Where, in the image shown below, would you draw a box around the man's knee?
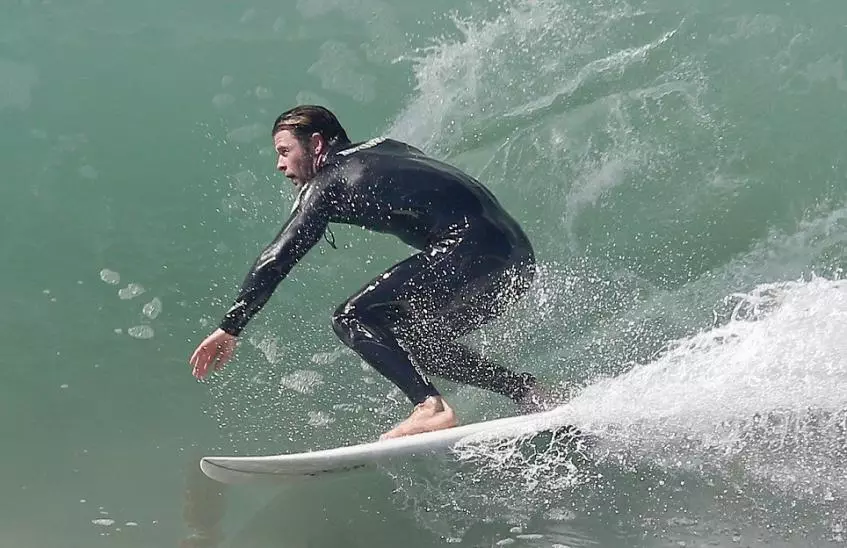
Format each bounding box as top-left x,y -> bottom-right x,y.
331,302 -> 356,344
331,301 -> 387,346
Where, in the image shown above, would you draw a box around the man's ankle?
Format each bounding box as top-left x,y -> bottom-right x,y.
418,396 -> 444,411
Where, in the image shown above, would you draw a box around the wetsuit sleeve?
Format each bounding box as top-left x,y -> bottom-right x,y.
219,182 -> 331,336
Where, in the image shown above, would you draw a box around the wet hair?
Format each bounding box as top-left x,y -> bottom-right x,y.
271,105 -> 351,147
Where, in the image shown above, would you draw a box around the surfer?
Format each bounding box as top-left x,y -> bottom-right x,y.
189,105 -> 550,439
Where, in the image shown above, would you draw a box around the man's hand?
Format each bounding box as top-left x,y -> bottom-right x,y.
189,328 -> 238,380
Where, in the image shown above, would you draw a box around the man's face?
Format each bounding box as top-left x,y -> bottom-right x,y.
274,129 -> 316,189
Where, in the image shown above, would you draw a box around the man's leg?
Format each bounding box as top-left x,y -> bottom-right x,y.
399,258 -> 556,412
408,339 -> 537,401
331,252 -> 459,438
411,339 -> 557,413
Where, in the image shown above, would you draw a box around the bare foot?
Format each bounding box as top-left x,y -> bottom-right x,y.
380,396 -> 457,440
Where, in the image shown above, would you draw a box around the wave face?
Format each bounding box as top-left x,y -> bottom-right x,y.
3,0 -> 847,545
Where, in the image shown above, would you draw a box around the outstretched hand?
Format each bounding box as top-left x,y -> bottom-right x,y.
189,328 -> 238,380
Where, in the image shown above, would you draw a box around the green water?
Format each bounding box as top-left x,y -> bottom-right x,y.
4,0 -> 847,546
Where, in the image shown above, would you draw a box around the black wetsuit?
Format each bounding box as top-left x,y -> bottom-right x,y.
219,138 -> 538,405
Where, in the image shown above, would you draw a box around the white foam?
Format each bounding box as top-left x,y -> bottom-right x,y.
540,277 -> 847,502
249,335 -> 282,364
568,278 -> 847,430
388,0 -> 651,151
310,347 -> 346,365
306,410 -> 335,427
332,403 -> 364,413
278,370 -> 323,394
307,41 -> 375,103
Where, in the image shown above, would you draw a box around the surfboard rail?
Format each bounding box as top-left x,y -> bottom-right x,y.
200,408 -> 571,484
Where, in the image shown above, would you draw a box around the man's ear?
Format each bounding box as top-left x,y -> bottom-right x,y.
310,132 -> 326,155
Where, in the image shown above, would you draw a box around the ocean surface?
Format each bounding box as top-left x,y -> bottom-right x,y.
3,0 -> 847,546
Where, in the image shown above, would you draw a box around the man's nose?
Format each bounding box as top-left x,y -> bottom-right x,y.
276,157 -> 286,172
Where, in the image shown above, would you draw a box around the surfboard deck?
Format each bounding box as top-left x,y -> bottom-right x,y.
200,407 -> 577,485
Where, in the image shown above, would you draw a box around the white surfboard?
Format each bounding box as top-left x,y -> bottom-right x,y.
200,408 -> 576,485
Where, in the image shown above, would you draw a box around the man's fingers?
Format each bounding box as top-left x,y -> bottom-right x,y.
209,349 -> 223,372
189,342 -> 208,368
193,345 -> 209,368
190,333 -> 236,379
192,346 -> 214,379
214,345 -> 234,371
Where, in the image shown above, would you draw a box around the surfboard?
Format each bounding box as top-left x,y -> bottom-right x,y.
200,407 -> 579,485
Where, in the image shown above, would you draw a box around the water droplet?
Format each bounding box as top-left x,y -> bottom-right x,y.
307,411 -> 334,427
91,519 -> 115,527
99,269 -> 120,285
212,94 -> 234,108
255,86 -> 273,100
78,165 -> 98,179
118,283 -> 145,300
128,325 -> 154,339
142,297 -> 162,319
278,370 -> 323,394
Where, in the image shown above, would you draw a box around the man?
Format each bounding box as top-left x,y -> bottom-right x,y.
190,105 -> 549,439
